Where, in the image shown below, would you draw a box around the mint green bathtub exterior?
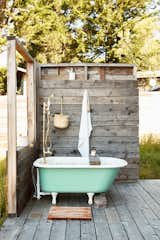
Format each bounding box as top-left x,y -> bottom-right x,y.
39,167 -> 119,193
33,157 -> 127,195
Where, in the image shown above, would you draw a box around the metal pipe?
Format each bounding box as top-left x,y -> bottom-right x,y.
43,102 -> 46,163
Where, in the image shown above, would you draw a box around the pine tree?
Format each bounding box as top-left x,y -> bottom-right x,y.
0,0 -> 159,68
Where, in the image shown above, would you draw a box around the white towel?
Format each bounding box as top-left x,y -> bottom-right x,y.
78,90 -> 92,159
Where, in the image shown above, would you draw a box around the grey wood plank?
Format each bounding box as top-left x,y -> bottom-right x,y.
16,198 -> 45,240
33,199 -> 52,240
81,220 -> 97,240
110,185 -> 144,240
40,124 -> 138,138
39,113 -> 138,123
105,195 -> 128,240
65,193 -> 84,240
39,87 -> 138,97
41,75 -> 135,81
65,220 -> 80,240
127,183 -> 160,238
0,199 -> 35,240
117,184 -> 159,240
43,103 -> 138,112
49,220 -> 66,240
134,182 -> 160,219
40,63 -> 135,67
143,180 -> 160,196
39,79 -> 137,89
92,208 -> 112,240
39,95 -> 138,105
139,181 -> 160,206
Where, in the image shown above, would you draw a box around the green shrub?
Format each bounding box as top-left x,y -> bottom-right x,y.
0,67 -> 7,95
0,159 -> 6,225
140,135 -> 160,179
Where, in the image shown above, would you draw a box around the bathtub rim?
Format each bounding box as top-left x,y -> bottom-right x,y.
33,156 -> 128,169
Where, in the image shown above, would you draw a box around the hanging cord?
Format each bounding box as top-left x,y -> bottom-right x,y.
60,96 -> 63,115
45,104 -> 50,148
32,166 -> 37,198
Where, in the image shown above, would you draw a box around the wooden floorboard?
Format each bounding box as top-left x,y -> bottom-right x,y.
117,184 -> 159,240
127,183 -> 160,239
110,185 -> 144,240
33,198 -> 53,240
105,194 -> 128,240
1,181 -> 160,240
0,199 -> 35,240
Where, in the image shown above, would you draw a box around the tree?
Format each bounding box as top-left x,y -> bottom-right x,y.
115,16 -> 160,70
0,0 -> 159,69
0,67 -> 7,95
64,0 -> 158,63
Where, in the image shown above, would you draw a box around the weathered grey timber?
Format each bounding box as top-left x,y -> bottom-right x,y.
37,64 -> 139,181
1,180 -> 160,240
16,146 -> 38,216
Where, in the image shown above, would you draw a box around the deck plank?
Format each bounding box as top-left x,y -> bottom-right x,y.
92,208 -> 112,240
16,198 -> 45,240
0,199 -> 35,240
65,220 -> 80,240
117,183 -> 159,240
33,198 -> 53,240
65,193 -> 83,240
1,181 -> 160,240
134,182 -> 160,218
140,181 -> 160,203
49,220 -> 66,240
110,185 -> 144,240
105,194 -> 128,240
128,183 -> 160,238
81,220 -> 97,240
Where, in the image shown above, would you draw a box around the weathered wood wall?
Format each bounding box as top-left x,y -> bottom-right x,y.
16,145 -> 38,216
37,64 -> 139,181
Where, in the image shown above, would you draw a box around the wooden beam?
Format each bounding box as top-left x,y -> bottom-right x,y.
16,39 -> 33,63
40,63 -> 135,67
27,61 -> 36,143
7,36 -> 33,63
7,38 -> 17,215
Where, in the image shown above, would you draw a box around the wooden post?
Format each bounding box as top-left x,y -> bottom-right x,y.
7,38 -> 17,215
27,61 -> 36,143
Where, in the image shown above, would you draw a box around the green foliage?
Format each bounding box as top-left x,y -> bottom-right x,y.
140,135 -> 160,179
0,159 -> 6,225
0,67 -> 7,95
116,17 -> 160,70
0,0 -> 160,69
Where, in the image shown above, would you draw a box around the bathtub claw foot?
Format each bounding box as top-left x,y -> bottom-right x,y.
87,193 -> 95,205
51,192 -> 58,205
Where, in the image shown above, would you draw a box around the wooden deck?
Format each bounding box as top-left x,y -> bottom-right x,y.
1,180 -> 160,240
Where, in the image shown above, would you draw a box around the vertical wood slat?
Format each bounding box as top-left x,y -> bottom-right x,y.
7,39 -> 17,215
27,61 -> 36,143
36,63 -> 40,144
99,67 -> 105,81
84,66 -> 88,80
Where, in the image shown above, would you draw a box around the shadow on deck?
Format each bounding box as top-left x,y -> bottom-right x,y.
0,180 -> 160,240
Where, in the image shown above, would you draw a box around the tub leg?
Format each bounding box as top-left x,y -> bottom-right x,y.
87,193 -> 95,205
51,192 -> 58,205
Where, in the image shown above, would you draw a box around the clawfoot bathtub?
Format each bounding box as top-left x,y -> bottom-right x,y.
33,157 -> 127,205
